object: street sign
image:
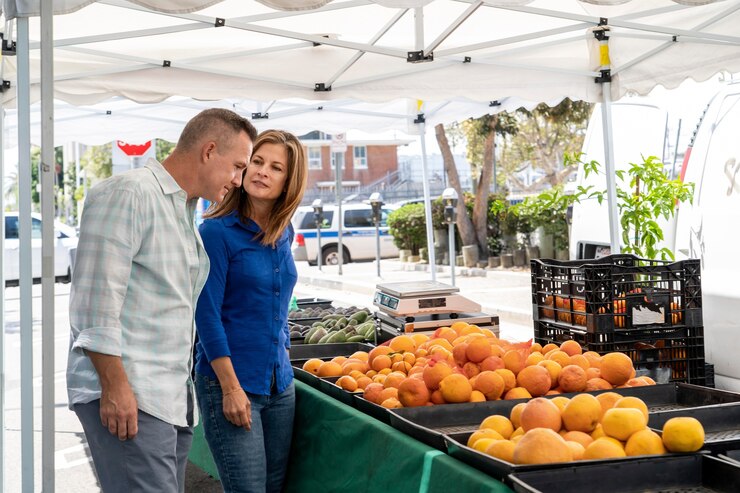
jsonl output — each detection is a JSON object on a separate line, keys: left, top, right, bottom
{"left": 331, "top": 133, "right": 347, "bottom": 153}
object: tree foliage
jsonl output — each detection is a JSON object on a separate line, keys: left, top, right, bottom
{"left": 81, "top": 143, "right": 113, "bottom": 182}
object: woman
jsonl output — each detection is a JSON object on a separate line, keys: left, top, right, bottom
{"left": 194, "top": 129, "right": 307, "bottom": 493}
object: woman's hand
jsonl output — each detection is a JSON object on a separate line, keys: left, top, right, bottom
{"left": 222, "top": 388, "right": 252, "bottom": 431}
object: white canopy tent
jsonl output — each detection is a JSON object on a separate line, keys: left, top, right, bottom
{"left": 4, "top": 0, "right": 740, "bottom": 490}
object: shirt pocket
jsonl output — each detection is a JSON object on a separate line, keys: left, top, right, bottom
{"left": 233, "top": 244, "right": 273, "bottom": 283}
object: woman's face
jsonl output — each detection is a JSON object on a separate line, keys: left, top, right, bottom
{"left": 243, "top": 142, "right": 289, "bottom": 204}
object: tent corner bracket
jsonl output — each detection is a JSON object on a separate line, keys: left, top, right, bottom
{"left": 0, "top": 80, "right": 10, "bottom": 92}
{"left": 407, "top": 50, "right": 433, "bottom": 63}
{"left": 595, "top": 69, "right": 612, "bottom": 84}
{"left": 314, "top": 83, "right": 332, "bottom": 92}
{"left": 251, "top": 112, "right": 269, "bottom": 119}
{"left": 1, "top": 33, "right": 16, "bottom": 56}
{"left": 215, "top": 18, "right": 226, "bottom": 27}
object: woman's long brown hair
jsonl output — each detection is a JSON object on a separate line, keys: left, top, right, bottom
{"left": 205, "top": 129, "right": 308, "bottom": 246}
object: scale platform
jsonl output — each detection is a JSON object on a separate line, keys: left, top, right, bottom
{"left": 375, "top": 310, "right": 500, "bottom": 340}
{"left": 373, "top": 280, "right": 480, "bottom": 317}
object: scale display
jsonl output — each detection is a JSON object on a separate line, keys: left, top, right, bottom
{"left": 374, "top": 291, "right": 400, "bottom": 311}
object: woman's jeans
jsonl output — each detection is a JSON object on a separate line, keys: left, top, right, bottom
{"left": 195, "top": 373, "right": 295, "bottom": 493}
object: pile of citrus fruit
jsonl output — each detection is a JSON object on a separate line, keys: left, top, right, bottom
{"left": 467, "top": 394, "right": 705, "bottom": 464}
{"left": 301, "top": 321, "right": 655, "bottom": 409}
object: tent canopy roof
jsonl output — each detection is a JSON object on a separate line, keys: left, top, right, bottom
{"left": 2, "top": 0, "right": 740, "bottom": 108}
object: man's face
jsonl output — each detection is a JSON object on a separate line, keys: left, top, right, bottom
{"left": 201, "top": 131, "right": 253, "bottom": 203}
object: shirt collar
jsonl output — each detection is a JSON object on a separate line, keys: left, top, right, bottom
{"left": 145, "top": 158, "right": 183, "bottom": 196}
{"left": 223, "top": 210, "right": 261, "bottom": 233}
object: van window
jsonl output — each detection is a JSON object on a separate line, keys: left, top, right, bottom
{"left": 298, "top": 210, "right": 334, "bottom": 230}
{"left": 32, "top": 218, "right": 43, "bottom": 239}
{"left": 344, "top": 209, "right": 374, "bottom": 228}
{"left": 5, "top": 216, "right": 18, "bottom": 239}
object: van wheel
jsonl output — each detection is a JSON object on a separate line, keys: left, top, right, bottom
{"left": 323, "top": 246, "right": 350, "bottom": 265}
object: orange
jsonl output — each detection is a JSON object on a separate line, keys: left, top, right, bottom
{"left": 513, "top": 428, "right": 573, "bottom": 465}
{"left": 480, "top": 414, "right": 515, "bottom": 439}
{"left": 601, "top": 407, "right": 647, "bottom": 441}
{"left": 480, "top": 356, "right": 506, "bottom": 372}
{"left": 367, "top": 345, "right": 393, "bottom": 366}
{"left": 516, "top": 364, "right": 552, "bottom": 397}
{"left": 410, "top": 333, "right": 429, "bottom": 347}
{"left": 661, "top": 417, "right": 705, "bottom": 452}
{"left": 301, "top": 358, "right": 323, "bottom": 375}
{"left": 473, "top": 370, "right": 505, "bottom": 401}
{"left": 371, "top": 354, "right": 392, "bottom": 372}
{"left": 495, "top": 369, "right": 517, "bottom": 393}
{"left": 510, "top": 402, "right": 527, "bottom": 429}
{"left": 503, "top": 350, "right": 527, "bottom": 375}
{"left": 422, "top": 361, "right": 453, "bottom": 390}
{"left": 336, "top": 375, "right": 358, "bottom": 392}
{"left": 525, "top": 351, "right": 545, "bottom": 366}
{"left": 342, "top": 359, "right": 369, "bottom": 375}
{"left": 560, "top": 340, "right": 583, "bottom": 356}
{"left": 520, "top": 397, "right": 562, "bottom": 432}
{"left": 585, "top": 367, "right": 602, "bottom": 380}
{"left": 462, "top": 361, "right": 481, "bottom": 379}
{"left": 331, "top": 356, "right": 348, "bottom": 366}
{"left": 469, "top": 390, "right": 486, "bottom": 402}
{"left": 625, "top": 429, "right": 666, "bottom": 456}
{"left": 467, "top": 428, "right": 504, "bottom": 448}
{"left": 550, "top": 396, "right": 570, "bottom": 412}
{"left": 485, "top": 439, "right": 516, "bottom": 463}
{"left": 583, "top": 437, "right": 626, "bottom": 459}
{"left": 567, "top": 441, "right": 586, "bottom": 460}
{"left": 561, "top": 430, "right": 594, "bottom": 449}
{"left": 378, "top": 387, "right": 399, "bottom": 403}
{"left": 466, "top": 337, "right": 493, "bottom": 363}
{"left": 614, "top": 396, "right": 649, "bottom": 422}
{"left": 439, "top": 373, "right": 473, "bottom": 403}
{"left": 537, "top": 360, "right": 562, "bottom": 389}
{"left": 450, "top": 321, "right": 470, "bottom": 334}
{"left": 391, "top": 361, "right": 412, "bottom": 373}
{"left": 583, "top": 351, "right": 602, "bottom": 368}
{"left": 452, "top": 343, "right": 470, "bottom": 367}
{"left": 568, "top": 354, "right": 590, "bottom": 371}
{"left": 561, "top": 393, "right": 601, "bottom": 433}
{"left": 584, "top": 377, "right": 613, "bottom": 391}
{"left": 595, "top": 391, "right": 623, "bottom": 418}
{"left": 530, "top": 342, "right": 543, "bottom": 354}
{"left": 389, "top": 335, "right": 417, "bottom": 353}
{"left": 541, "top": 343, "right": 559, "bottom": 355}
{"left": 350, "top": 350, "right": 369, "bottom": 362}
{"left": 430, "top": 389, "right": 446, "bottom": 404}
{"left": 317, "top": 361, "right": 343, "bottom": 377}
{"left": 503, "top": 387, "right": 532, "bottom": 400}
{"left": 383, "top": 371, "right": 407, "bottom": 389}
{"left": 545, "top": 350, "right": 571, "bottom": 367}
{"left": 558, "top": 365, "right": 587, "bottom": 393}
{"left": 397, "top": 377, "right": 431, "bottom": 407}
{"left": 380, "top": 397, "right": 403, "bottom": 409}
{"left": 362, "top": 382, "right": 385, "bottom": 404}
{"left": 599, "top": 352, "right": 634, "bottom": 386}
{"left": 355, "top": 376, "right": 373, "bottom": 390}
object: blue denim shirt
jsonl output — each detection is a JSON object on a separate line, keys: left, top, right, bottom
{"left": 195, "top": 211, "right": 296, "bottom": 396}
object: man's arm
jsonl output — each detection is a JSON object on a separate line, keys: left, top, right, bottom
{"left": 86, "top": 351, "right": 138, "bottom": 440}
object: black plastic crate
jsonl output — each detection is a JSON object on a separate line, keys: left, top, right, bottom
{"left": 649, "top": 402, "right": 740, "bottom": 455}
{"left": 295, "top": 297, "right": 333, "bottom": 309}
{"left": 508, "top": 454, "right": 740, "bottom": 493}
{"left": 531, "top": 254, "right": 702, "bottom": 333}
{"left": 290, "top": 342, "right": 374, "bottom": 388}
{"left": 535, "top": 321, "right": 706, "bottom": 385}
{"left": 389, "top": 384, "right": 740, "bottom": 451}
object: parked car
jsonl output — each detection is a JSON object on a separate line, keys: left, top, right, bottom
{"left": 291, "top": 203, "right": 399, "bottom": 265}
{"left": 4, "top": 212, "right": 78, "bottom": 285}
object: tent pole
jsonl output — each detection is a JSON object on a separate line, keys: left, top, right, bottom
{"left": 418, "top": 121, "right": 437, "bottom": 281}
{"left": 0, "top": 106, "right": 6, "bottom": 493}
{"left": 41, "top": 0, "right": 56, "bottom": 489}
{"left": 601, "top": 83, "right": 620, "bottom": 254}
{"left": 17, "top": 16, "right": 36, "bottom": 493}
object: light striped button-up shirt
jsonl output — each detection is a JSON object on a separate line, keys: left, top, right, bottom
{"left": 67, "top": 158, "right": 209, "bottom": 427}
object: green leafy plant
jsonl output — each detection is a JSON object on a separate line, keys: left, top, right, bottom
{"left": 573, "top": 153, "right": 694, "bottom": 260}
{"left": 387, "top": 203, "right": 428, "bottom": 255}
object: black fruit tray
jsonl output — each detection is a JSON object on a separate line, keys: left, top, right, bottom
{"left": 353, "top": 394, "right": 393, "bottom": 425}
{"left": 649, "top": 402, "right": 740, "bottom": 454}
{"left": 296, "top": 297, "right": 333, "bottom": 309}
{"left": 444, "top": 431, "right": 691, "bottom": 484}
{"left": 508, "top": 454, "right": 740, "bottom": 493}
{"left": 290, "top": 342, "right": 374, "bottom": 388}
{"left": 318, "top": 376, "right": 362, "bottom": 407}
{"left": 388, "top": 384, "right": 740, "bottom": 452}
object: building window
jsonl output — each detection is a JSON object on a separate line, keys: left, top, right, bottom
{"left": 307, "top": 147, "right": 322, "bottom": 169}
{"left": 353, "top": 146, "right": 368, "bottom": 169}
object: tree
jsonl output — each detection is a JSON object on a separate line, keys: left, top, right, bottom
{"left": 499, "top": 99, "right": 592, "bottom": 192}
{"left": 435, "top": 113, "right": 517, "bottom": 259}
{"left": 156, "top": 139, "right": 176, "bottom": 162}
{"left": 81, "top": 143, "right": 113, "bottom": 182}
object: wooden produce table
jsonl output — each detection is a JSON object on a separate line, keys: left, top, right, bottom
{"left": 190, "top": 380, "right": 512, "bottom": 493}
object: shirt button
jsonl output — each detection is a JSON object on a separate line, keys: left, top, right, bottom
{"left": 275, "top": 291, "right": 279, "bottom": 296}
{"left": 274, "top": 316, "right": 279, "bottom": 321}
{"left": 274, "top": 268, "right": 279, "bottom": 273}
{"left": 273, "top": 339, "right": 278, "bottom": 345}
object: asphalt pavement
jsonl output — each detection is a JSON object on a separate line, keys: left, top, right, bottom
{"left": 1, "top": 260, "right": 534, "bottom": 492}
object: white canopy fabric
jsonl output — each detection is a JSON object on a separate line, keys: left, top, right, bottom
{"left": 2, "top": 0, "right": 740, "bottom": 108}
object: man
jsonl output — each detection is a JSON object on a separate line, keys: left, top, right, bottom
{"left": 67, "top": 108, "right": 257, "bottom": 493}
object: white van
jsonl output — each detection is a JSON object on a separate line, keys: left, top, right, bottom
{"left": 674, "top": 80, "right": 740, "bottom": 391}
{"left": 4, "top": 212, "right": 78, "bottom": 285}
{"left": 291, "top": 203, "right": 399, "bottom": 265}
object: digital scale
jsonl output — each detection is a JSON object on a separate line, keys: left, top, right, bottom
{"left": 373, "top": 280, "right": 499, "bottom": 339}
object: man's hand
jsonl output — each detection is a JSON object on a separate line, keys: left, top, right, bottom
{"left": 86, "top": 351, "right": 139, "bottom": 440}
{"left": 222, "top": 389, "right": 252, "bottom": 431}
{"left": 100, "top": 381, "right": 139, "bottom": 440}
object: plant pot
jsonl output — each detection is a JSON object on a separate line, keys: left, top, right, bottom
{"left": 527, "top": 245, "right": 540, "bottom": 262}
{"left": 456, "top": 255, "right": 465, "bottom": 267}
{"left": 462, "top": 245, "right": 479, "bottom": 268}
{"left": 488, "top": 256, "right": 501, "bottom": 268}
{"left": 513, "top": 248, "right": 527, "bottom": 267}
{"left": 555, "top": 248, "right": 569, "bottom": 260}
{"left": 419, "top": 247, "right": 428, "bottom": 262}
{"left": 408, "top": 255, "right": 420, "bottom": 263}
{"left": 501, "top": 254, "right": 514, "bottom": 268}
{"left": 399, "top": 249, "right": 412, "bottom": 262}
